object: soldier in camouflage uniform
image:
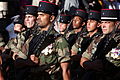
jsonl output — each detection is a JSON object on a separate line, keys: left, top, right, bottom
{"left": 66, "top": 9, "right": 87, "bottom": 48}
{"left": 71, "top": 10, "right": 102, "bottom": 56}
{"left": 80, "top": 9, "right": 120, "bottom": 80}
{"left": 14, "top": 1, "right": 71, "bottom": 80}
{"left": 1, "top": 5, "right": 38, "bottom": 80}
{"left": 70, "top": 10, "right": 102, "bottom": 80}
{"left": 4, "top": 5, "right": 38, "bottom": 58}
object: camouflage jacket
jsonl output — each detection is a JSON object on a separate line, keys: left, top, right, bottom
{"left": 82, "top": 31, "right": 120, "bottom": 61}
{"left": 72, "top": 31, "right": 102, "bottom": 55}
{"left": 105, "top": 33, "right": 120, "bottom": 67}
{"left": 5, "top": 26, "right": 38, "bottom": 59}
{"left": 65, "top": 27, "right": 87, "bottom": 48}
{"left": 17, "top": 28, "right": 70, "bottom": 75}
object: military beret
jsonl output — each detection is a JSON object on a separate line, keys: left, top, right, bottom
{"left": 38, "top": 1, "right": 58, "bottom": 16}
{"left": 101, "top": 9, "right": 119, "bottom": 21}
{"left": 24, "top": 5, "right": 38, "bottom": 16}
{"left": 88, "top": 10, "right": 101, "bottom": 21}
{"left": 74, "top": 9, "right": 87, "bottom": 20}
{"left": 59, "top": 14, "right": 71, "bottom": 24}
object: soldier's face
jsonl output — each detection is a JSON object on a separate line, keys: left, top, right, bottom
{"left": 87, "top": 19, "right": 98, "bottom": 32}
{"left": 37, "top": 12, "right": 51, "bottom": 28}
{"left": 101, "top": 21, "right": 116, "bottom": 34}
{"left": 72, "top": 16, "right": 83, "bottom": 29}
{"left": 24, "top": 14, "right": 36, "bottom": 28}
{"left": 14, "top": 24, "right": 22, "bottom": 32}
{"left": 59, "top": 22, "right": 68, "bottom": 32}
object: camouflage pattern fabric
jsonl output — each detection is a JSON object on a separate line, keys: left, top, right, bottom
{"left": 17, "top": 29, "right": 70, "bottom": 80}
{"left": 0, "top": 34, "right": 5, "bottom": 47}
{"left": 72, "top": 32, "right": 102, "bottom": 55}
{"left": 105, "top": 34, "right": 120, "bottom": 67}
{"left": 82, "top": 34, "right": 105, "bottom": 60}
{"left": 5, "top": 31, "right": 28, "bottom": 59}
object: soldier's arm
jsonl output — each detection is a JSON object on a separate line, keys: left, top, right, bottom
{"left": 9, "top": 32, "right": 27, "bottom": 59}
{"left": 0, "top": 34, "right": 5, "bottom": 53}
{"left": 71, "top": 38, "right": 80, "bottom": 56}
{"left": 71, "top": 37, "right": 83, "bottom": 61}
{"left": 60, "top": 62, "right": 70, "bottom": 80}
{"left": 80, "top": 51, "right": 103, "bottom": 71}
{"left": 56, "top": 37, "right": 71, "bottom": 80}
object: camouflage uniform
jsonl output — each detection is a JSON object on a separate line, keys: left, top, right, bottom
{"left": 72, "top": 31, "right": 102, "bottom": 55}
{"left": 105, "top": 32, "right": 120, "bottom": 67}
{"left": 65, "top": 27, "right": 86, "bottom": 48}
{"left": 82, "top": 34, "right": 105, "bottom": 60}
{"left": 70, "top": 31, "right": 102, "bottom": 80}
{"left": 82, "top": 31, "right": 120, "bottom": 80}
{"left": 16, "top": 28, "right": 70, "bottom": 80}
{"left": 0, "top": 33, "right": 5, "bottom": 48}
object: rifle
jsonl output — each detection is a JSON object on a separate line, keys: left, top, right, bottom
{"left": 28, "top": 9, "right": 64, "bottom": 57}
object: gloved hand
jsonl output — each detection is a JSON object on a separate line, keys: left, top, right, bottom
{"left": 83, "top": 59, "right": 103, "bottom": 71}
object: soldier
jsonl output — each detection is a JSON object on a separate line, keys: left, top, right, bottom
{"left": 70, "top": 10, "right": 102, "bottom": 80}
{"left": 0, "top": 5, "right": 38, "bottom": 80}
{"left": 80, "top": 9, "right": 120, "bottom": 80}
{"left": 14, "top": 1, "right": 71, "bottom": 80}
{"left": 58, "top": 14, "right": 71, "bottom": 35}
{"left": 71, "top": 10, "right": 102, "bottom": 56}
{"left": 66, "top": 9, "right": 87, "bottom": 48}
{"left": 7, "top": 5, "right": 38, "bottom": 58}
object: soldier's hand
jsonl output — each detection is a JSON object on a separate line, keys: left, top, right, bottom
{"left": 12, "top": 52, "right": 18, "bottom": 60}
{"left": 90, "top": 59, "right": 103, "bottom": 71}
{"left": 30, "top": 54, "right": 39, "bottom": 64}
{"left": 82, "top": 59, "right": 103, "bottom": 71}
{"left": 71, "top": 54, "right": 82, "bottom": 61}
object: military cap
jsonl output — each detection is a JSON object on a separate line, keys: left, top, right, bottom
{"left": 38, "top": 1, "right": 58, "bottom": 16}
{"left": 59, "top": 14, "right": 71, "bottom": 24}
{"left": 88, "top": 10, "right": 101, "bottom": 21}
{"left": 101, "top": 9, "right": 119, "bottom": 21}
{"left": 13, "top": 16, "right": 23, "bottom": 25}
{"left": 74, "top": 9, "right": 87, "bottom": 20}
{"left": 24, "top": 5, "right": 38, "bottom": 16}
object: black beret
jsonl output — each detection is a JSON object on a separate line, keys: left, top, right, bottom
{"left": 88, "top": 10, "right": 101, "bottom": 21}
{"left": 59, "top": 14, "right": 71, "bottom": 24}
{"left": 38, "top": 1, "right": 58, "bottom": 16}
{"left": 101, "top": 9, "right": 119, "bottom": 21}
{"left": 24, "top": 5, "right": 38, "bottom": 16}
{"left": 74, "top": 9, "right": 87, "bottom": 20}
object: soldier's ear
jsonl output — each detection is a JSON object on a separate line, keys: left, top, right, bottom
{"left": 115, "top": 21, "right": 119, "bottom": 26}
{"left": 82, "top": 22, "right": 86, "bottom": 26}
{"left": 97, "top": 22, "right": 101, "bottom": 28}
{"left": 50, "top": 15, "right": 55, "bottom": 22}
